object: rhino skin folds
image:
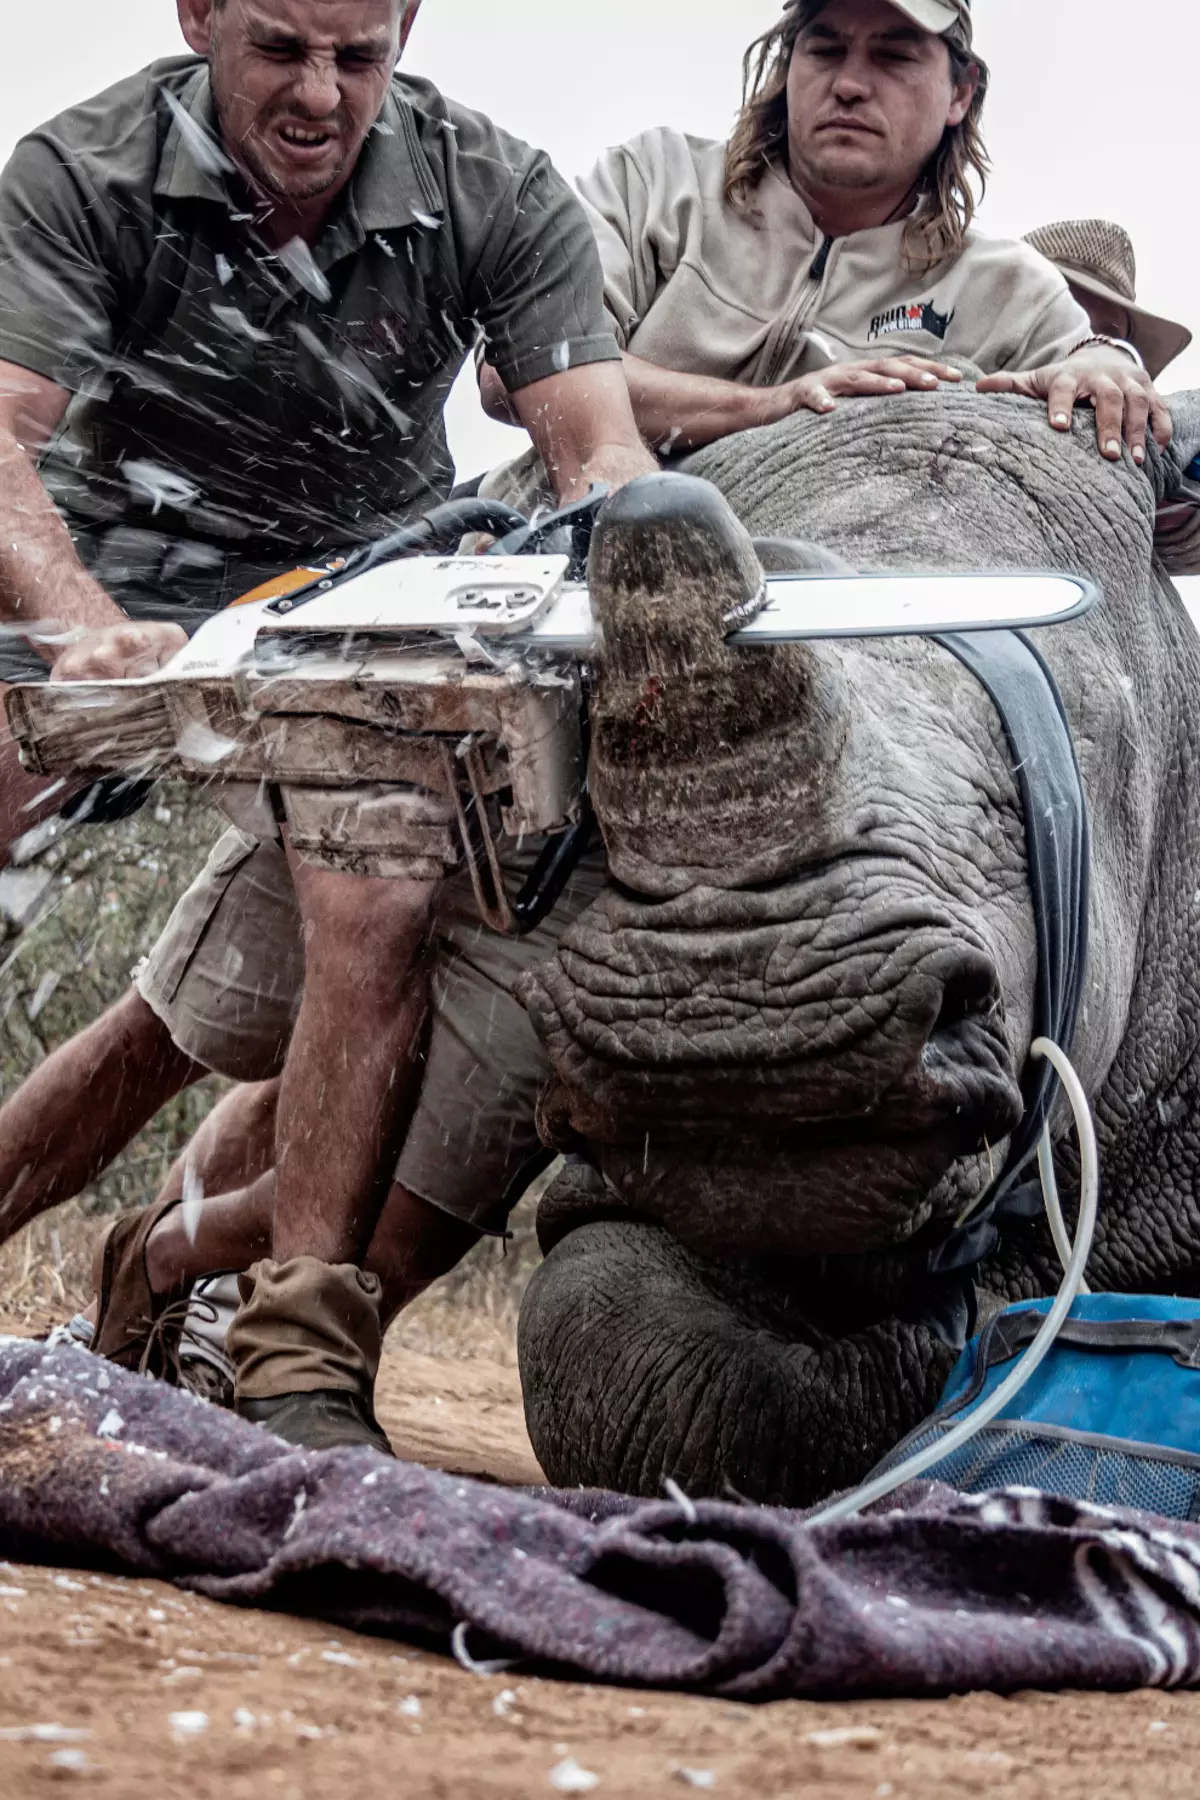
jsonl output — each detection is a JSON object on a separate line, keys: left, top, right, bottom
{"left": 516, "top": 388, "right": 1200, "bottom": 1509}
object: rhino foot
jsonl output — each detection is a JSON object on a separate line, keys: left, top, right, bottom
{"left": 518, "top": 1216, "right": 958, "bottom": 1508}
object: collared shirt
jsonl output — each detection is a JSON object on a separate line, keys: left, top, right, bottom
{"left": 0, "top": 56, "right": 617, "bottom": 597}
{"left": 578, "top": 128, "right": 1091, "bottom": 385}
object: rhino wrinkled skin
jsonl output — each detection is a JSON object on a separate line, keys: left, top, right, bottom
{"left": 514, "top": 387, "right": 1200, "bottom": 1508}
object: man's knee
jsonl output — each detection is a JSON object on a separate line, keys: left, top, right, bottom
{"left": 296, "top": 867, "right": 439, "bottom": 988}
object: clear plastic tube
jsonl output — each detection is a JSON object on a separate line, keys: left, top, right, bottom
{"left": 1038, "top": 1129, "right": 1089, "bottom": 1293}
{"left": 807, "top": 1038, "right": 1099, "bottom": 1527}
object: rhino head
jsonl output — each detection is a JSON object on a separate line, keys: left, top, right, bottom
{"left": 516, "top": 388, "right": 1200, "bottom": 1507}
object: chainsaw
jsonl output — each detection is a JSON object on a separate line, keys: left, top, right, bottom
{"left": 4, "top": 488, "right": 1095, "bottom": 933}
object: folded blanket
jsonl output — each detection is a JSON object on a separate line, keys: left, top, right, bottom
{"left": 2, "top": 1337, "right": 1199, "bottom": 1699}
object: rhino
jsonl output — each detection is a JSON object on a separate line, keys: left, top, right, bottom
{"left": 513, "top": 386, "right": 1200, "bottom": 1508}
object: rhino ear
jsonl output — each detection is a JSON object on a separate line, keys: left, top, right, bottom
{"left": 752, "top": 536, "right": 856, "bottom": 576}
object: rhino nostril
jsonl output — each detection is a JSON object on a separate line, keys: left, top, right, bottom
{"left": 931, "top": 961, "right": 1001, "bottom": 1041}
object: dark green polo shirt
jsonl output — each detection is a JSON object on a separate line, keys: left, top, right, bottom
{"left": 0, "top": 56, "right": 618, "bottom": 615}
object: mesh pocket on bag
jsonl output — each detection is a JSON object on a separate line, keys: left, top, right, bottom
{"left": 923, "top": 1422, "right": 1200, "bottom": 1519}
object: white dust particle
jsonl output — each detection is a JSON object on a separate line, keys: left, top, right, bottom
{"left": 160, "top": 90, "right": 235, "bottom": 175}
{"left": 96, "top": 1409, "right": 124, "bottom": 1439}
{"left": 210, "top": 304, "right": 271, "bottom": 345}
{"left": 283, "top": 1490, "right": 307, "bottom": 1541}
{"left": 1150, "top": 1720, "right": 1170, "bottom": 1732}
{"left": 49, "top": 1749, "right": 91, "bottom": 1772}
{"left": 122, "top": 459, "right": 203, "bottom": 516}
{"left": 0, "top": 1585, "right": 26, "bottom": 1599}
{"left": 53, "top": 1577, "right": 85, "bottom": 1593}
{"left": 553, "top": 340, "right": 571, "bottom": 374}
{"left": 233, "top": 1708, "right": 258, "bottom": 1730}
{"left": 322, "top": 1650, "right": 361, "bottom": 1667}
{"left": 492, "top": 1689, "right": 517, "bottom": 1719}
{"left": 806, "top": 1726, "right": 882, "bottom": 1749}
{"left": 168, "top": 1711, "right": 209, "bottom": 1738}
{"left": 180, "top": 1160, "right": 204, "bottom": 1244}
{"left": 147, "top": 1609, "right": 166, "bottom": 1623}
{"left": 276, "top": 236, "right": 333, "bottom": 302}
{"left": 549, "top": 1758, "right": 600, "bottom": 1793}
{"left": 398, "top": 1696, "right": 422, "bottom": 1718}
{"left": 175, "top": 721, "right": 238, "bottom": 766}
{"left": 675, "top": 1774, "right": 716, "bottom": 1791}
{"left": 27, "top": 971, "right": 60, "bottom": 1021}
{"left": 0, "top": 1724, "right": 90, "bottom": 1743}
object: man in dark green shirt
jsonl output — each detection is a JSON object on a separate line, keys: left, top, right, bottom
{"left": 0, "top": 0, "right": 655, "bottom": 1449}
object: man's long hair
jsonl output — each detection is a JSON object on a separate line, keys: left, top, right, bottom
{"left": 724, "top": 1, "right": 990, "bottom": 271}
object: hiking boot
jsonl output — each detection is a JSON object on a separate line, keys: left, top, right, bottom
{"left": 228, "top": 1257, "right": 392, "bottom": 1456}
{"left": 91, "top": 1196, "right": 191, "bottom": 1381}
{"left": 237, "top": 1388, "right": 393, "bottom": 1455}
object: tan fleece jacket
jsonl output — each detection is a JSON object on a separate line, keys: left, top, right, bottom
{"left": 577, "top": 128, "right": 1092, "bottom": 383}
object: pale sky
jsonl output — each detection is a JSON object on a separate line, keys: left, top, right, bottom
{"left": 3, "top": 1, "right": 1199, "bottom": 496}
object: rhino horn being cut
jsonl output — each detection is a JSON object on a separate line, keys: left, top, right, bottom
{"left": 587, "top": 472, "right": 848, "bottom": 892}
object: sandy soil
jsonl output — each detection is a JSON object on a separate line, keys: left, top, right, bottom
{"left": 5, "top": 1324, "right": 1200, "bottom": 1796}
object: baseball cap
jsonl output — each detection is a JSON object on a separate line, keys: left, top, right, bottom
{"left": 890, "top": 0, "right": 972, "bottom": 42}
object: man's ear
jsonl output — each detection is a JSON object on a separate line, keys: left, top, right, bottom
{"left": 177, "top": 0, "right": 217, "bottom": 56}
{"left": 945, "top": 60, "right": 979, "bottom": 129}
{"left": 399, "top": 1, "right": 423, "bottom": 53}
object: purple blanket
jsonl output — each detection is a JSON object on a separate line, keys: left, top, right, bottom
{"left": 3, "top": 1336, "right": 1200, "bottom": 1698}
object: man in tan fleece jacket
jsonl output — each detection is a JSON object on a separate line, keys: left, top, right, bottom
{"left": 483, "top": 0, "right": 1170, "bottom": 470}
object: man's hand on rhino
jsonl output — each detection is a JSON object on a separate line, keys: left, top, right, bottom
{"left": 762, "top": 356, "right": 964, "bottom": 424}
{"left": 50, "top": 620, "right": 188, "bottom": 683}
{"left": 977, "top": 349, "right": 1172, "bottom": 468}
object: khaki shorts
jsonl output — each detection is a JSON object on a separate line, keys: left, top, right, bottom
{"left": 137, "top": 826, "right": 607, "bottom": 1234}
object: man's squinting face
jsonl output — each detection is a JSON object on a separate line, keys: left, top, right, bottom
{"left": 786, "top": 0, "right": 976, "bottom": 201}
{"left": 179, "top": 0, "right": 418, "bottom": 205}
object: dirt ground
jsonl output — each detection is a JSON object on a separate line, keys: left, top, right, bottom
{"left": 5, "top": 1258, "right": 1200, "bottom": 1795}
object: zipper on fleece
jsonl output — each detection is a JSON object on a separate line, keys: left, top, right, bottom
{"left": 809, "top": 234, "right": 835, "bottom": 281}
{"left": 761, "top": 233, "right": 839, "bottom": 386}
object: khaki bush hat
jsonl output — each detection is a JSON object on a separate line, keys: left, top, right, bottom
{"left": 890, "top": 0, "right": 972, "bottom": 42}
{"left": 1024, "top": 219, "right": 1192, "bottom": 380}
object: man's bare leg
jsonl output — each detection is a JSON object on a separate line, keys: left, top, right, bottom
{"left": 220, "top": 860, "right": 441, "bottom": 1453}
{"left": 271, "top": 861, "right": 438, "bottom": 1265}
{"left": 140, "top": 1172, "right": 478, "bottom": 1323}
{"left": 155, "top": 1079, "right": 280, "bottom": 1210}
{"left": 0, "top": 989, "right": 203, "bottom": 1246}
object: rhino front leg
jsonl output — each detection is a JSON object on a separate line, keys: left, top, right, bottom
{"left": 518, "top": 1220, "right": 958, "bottom": 1508}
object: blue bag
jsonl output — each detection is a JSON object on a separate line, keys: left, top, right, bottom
{"left": 874, "top": 1293, "right": 1200, "bottom": 1520}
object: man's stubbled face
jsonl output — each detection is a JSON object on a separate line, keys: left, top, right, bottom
{"left": 203, "top": 0, "right": 411, "bottom": 206}
{"left": 786, "top": 0, "right": 973, "bottom": 204}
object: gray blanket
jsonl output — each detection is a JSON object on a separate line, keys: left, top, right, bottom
{"left": 3, "top": 1336, "right": 1200, "bottom": 1698}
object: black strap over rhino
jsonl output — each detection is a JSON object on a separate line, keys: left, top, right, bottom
{"left": 922, "top": 629, "right": 1091, "bottom": 1279}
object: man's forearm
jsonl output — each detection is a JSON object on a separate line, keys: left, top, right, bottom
{"left": 512, "top": 361, "right": 658, "bottom": 502}
{"left": 0, "top": 427, "right": 125, "bottom": 650}
{"left": 620, "top": 353, "right": 769, "bottom": 453}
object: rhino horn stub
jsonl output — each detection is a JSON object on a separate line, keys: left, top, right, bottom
{"left": 588, "top": 472, "right": 769, "bottom": 677}
{"left": 586, "top": 473, "right": 850, "bottom": 888}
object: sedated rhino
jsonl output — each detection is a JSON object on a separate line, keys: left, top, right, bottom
{"left": 513, "top": 385, "right": 1200, "bottom": 1509}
